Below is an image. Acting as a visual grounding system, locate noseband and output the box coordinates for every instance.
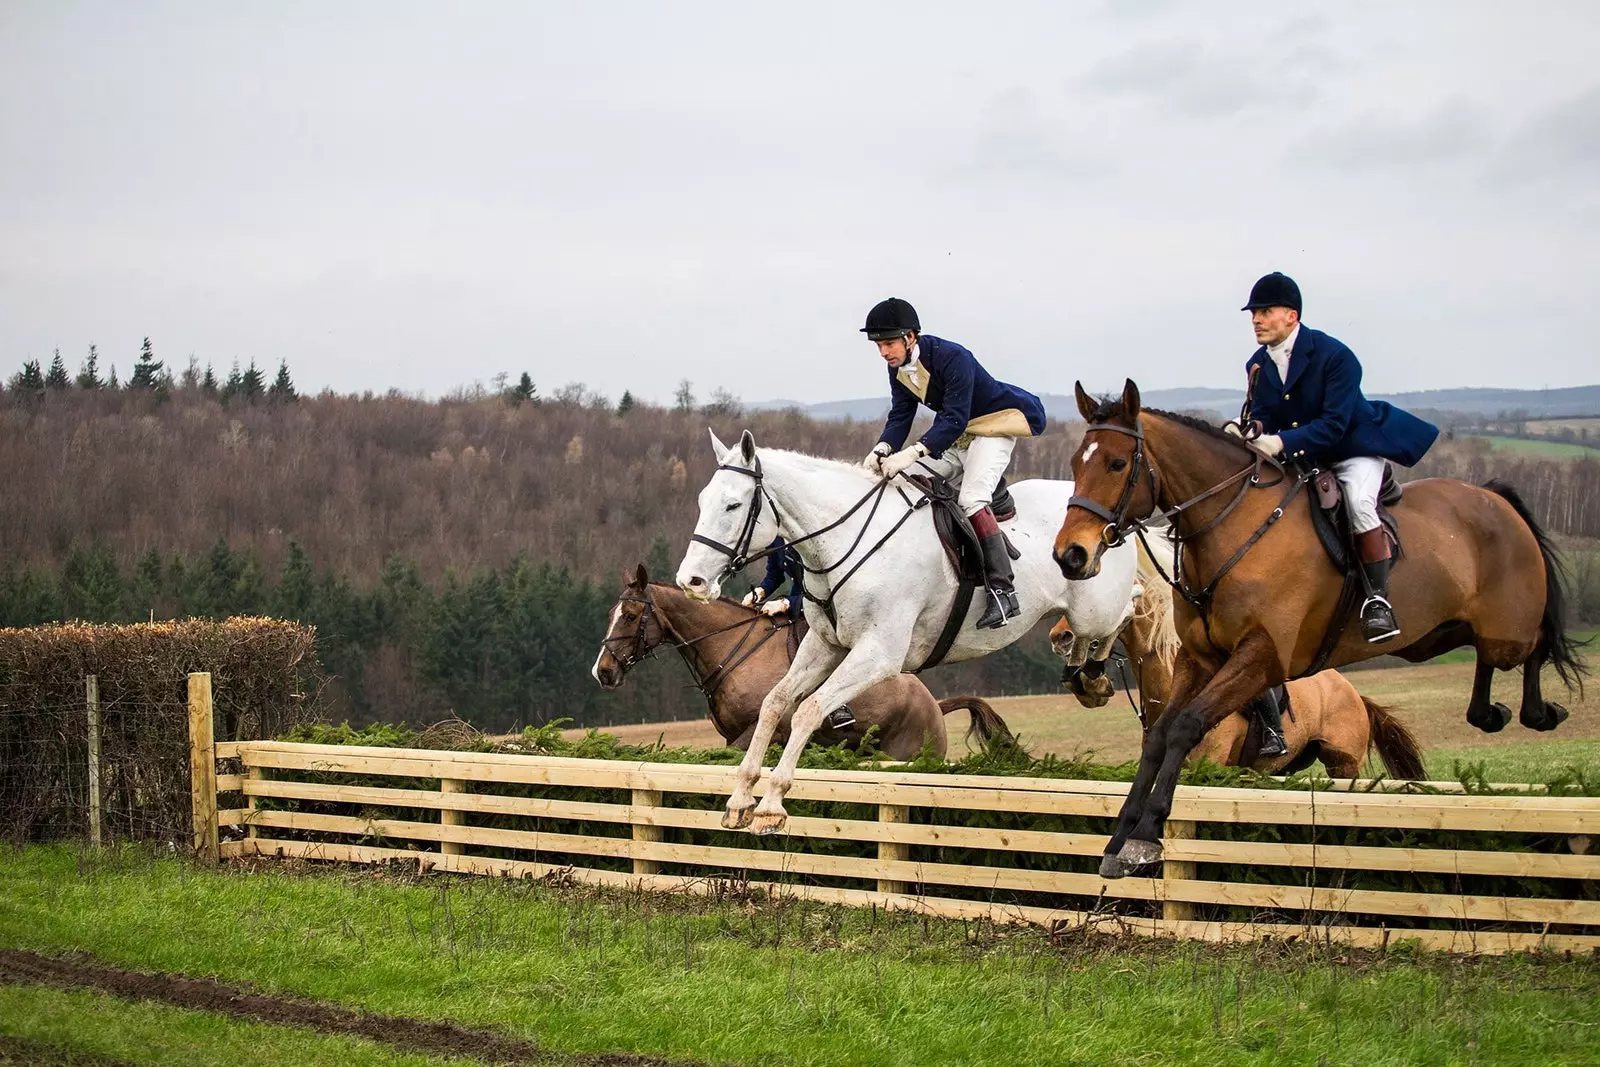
[600,593,660,671]
[1066,422,1159,548]
[690,455,780,581]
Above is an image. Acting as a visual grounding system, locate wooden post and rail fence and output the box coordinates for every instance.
[180,673,1600,955]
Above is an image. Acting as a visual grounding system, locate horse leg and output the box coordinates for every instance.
[1102,648,1209,875]
[1112,629,1281,876]
[722,635,843,829]
[1464,657,1513,734]
[751,641,908,835]
[727,723,758,751]
[1518,645,1570,731]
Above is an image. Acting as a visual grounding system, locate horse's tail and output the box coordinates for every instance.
[1363,697,1427,781]
[939,697,1016,750]
[1484,480,1588,694]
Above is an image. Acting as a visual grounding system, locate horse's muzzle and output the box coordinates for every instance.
[594,663,622,689]
[1055,542,1095,580]
[680,576,714,602]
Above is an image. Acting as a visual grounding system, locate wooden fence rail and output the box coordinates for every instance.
[188,702,1600,956]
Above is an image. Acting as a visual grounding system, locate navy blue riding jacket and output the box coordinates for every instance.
[758,538,804,618]
[1246,326,1438,467]
[876,335,1047,459]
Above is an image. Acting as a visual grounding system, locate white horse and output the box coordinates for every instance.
[676,429,1139,834]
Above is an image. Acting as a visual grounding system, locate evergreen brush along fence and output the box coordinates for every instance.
[183,678,1600,957]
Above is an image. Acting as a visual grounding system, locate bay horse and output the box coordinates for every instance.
[1051,561,1426,779]
[676,430,1142,834]
[592,565,1014,759]
[1054,380,1584,877]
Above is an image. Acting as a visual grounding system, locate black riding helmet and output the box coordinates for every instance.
[1241,272,1302,314]
[862,297,920,340]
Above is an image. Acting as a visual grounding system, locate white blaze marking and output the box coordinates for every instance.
[591,601,623,680]
[1080,442,1099,464]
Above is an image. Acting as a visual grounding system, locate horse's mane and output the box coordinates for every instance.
[646,580,758,615]
[1085,396,1252,455]
[1132,539,1180,670]
[755,446,881,483]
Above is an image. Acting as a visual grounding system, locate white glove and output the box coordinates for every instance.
[760,599,790,617]
[862,442,893,474]
[1223,422,1244,439]
[1255,434,1284,457]
[879,443,929,479]
[740,588,765,608]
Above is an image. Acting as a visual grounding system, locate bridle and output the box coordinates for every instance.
[598,586,789,703]
[687,451,932,627]
[1065,414,1305,649]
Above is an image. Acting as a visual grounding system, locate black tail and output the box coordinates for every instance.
[1362,697,1427,781]
[1485,480,1588,694]
[938,696,1018,750]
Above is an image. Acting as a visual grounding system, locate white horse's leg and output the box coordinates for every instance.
[722,633,843,830]
[751,640,908,835]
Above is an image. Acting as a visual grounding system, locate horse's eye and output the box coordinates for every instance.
[1108,457,1128,472]
[723,502,740,512]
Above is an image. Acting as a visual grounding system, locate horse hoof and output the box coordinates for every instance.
[750,811,787,835]
[722,805,755,830]
[1521,701,1570,732]
[1118,839,1164,872]
[1467,702,1513,734]
[1099,853,1128,880]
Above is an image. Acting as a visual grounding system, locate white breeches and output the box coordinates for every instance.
[917,436,1017,516]
[1334,456,1386,533]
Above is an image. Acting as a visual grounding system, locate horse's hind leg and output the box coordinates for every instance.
[723,635,843,829]
[1464,657,1513,734]
[1518,646,1570,732]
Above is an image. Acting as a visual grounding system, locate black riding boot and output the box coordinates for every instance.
[1356,530,1401,644]
[1253,685,1288,758]
[975,531,1020,630]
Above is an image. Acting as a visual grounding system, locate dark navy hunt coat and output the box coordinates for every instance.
[1246,326,1438,467]
[877,335,1047,459]
[759,538,804,617]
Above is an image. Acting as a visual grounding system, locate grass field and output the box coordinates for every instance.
[3,845,1599,1067]
[572,655,1600,782]
[1462,434,1600,459]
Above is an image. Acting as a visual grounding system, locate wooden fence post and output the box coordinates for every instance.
[187,672,219,866]
[86,675,102,848]
[1162,819,1197,923]
[440,778,466,857]
[245,762,265,841]
[632,789,662,877]
[878,804,910,896]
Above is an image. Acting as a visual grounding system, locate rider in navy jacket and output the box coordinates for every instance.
[1238,272,1439,653]
[876,335,1048,459]
[743,537,804,619]
[862,297,1046,631]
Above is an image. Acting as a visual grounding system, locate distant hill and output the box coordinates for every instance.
[750,385,1600,422]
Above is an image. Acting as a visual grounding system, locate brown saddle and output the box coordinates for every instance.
[1307,463,1404,573]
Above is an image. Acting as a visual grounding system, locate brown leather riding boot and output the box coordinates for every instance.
[1355,528,1400,643]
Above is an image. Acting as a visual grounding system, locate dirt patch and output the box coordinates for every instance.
[0,1034,135,1066]
[0,948,704,1067]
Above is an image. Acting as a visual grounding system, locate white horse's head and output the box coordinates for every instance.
[676,429,783,602]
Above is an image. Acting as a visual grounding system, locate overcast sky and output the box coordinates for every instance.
[2,2,1596,405]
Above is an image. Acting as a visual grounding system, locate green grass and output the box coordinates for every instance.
[1423,738,1600,783]
[0,984,456,1067]
[3,845,1598,1067]
[1464,434,1600,459]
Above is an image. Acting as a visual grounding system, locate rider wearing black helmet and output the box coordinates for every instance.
[861,297,1047,630]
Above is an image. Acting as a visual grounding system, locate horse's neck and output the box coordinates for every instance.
[1146,414,1278,564]
[761,453,925,581]
[648,585,765,690]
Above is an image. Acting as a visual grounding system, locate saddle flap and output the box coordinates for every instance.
[1314,470,1340,510]
[905,472,986,586]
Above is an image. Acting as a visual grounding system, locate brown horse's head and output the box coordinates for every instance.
[1055,379,1158,580]
[592,564,670,689]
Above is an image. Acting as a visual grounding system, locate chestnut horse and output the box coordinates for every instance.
[1052,558,1425,779]
[1054,380,1584,877]
[592,566,1014,760]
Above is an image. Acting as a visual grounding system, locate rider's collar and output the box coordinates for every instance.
[905,342,921,368]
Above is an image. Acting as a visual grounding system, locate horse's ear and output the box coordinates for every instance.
[1121,379,1142,419]
[738,429,756,464]
[1074,382,1096,422]
[633,563,648,588]
[708,428,730,457]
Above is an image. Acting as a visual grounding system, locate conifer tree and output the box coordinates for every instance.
[507,372,537,406]
[240,359,266,400]
[201,363,219,396]
[268,360,297,403]
[44,349,71,391]
[106,363,120,390]
[616,390,635,416]
[222,360,243,401]
[129,337,164,390]
[9,360,44,396]
[76,344,103,390]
